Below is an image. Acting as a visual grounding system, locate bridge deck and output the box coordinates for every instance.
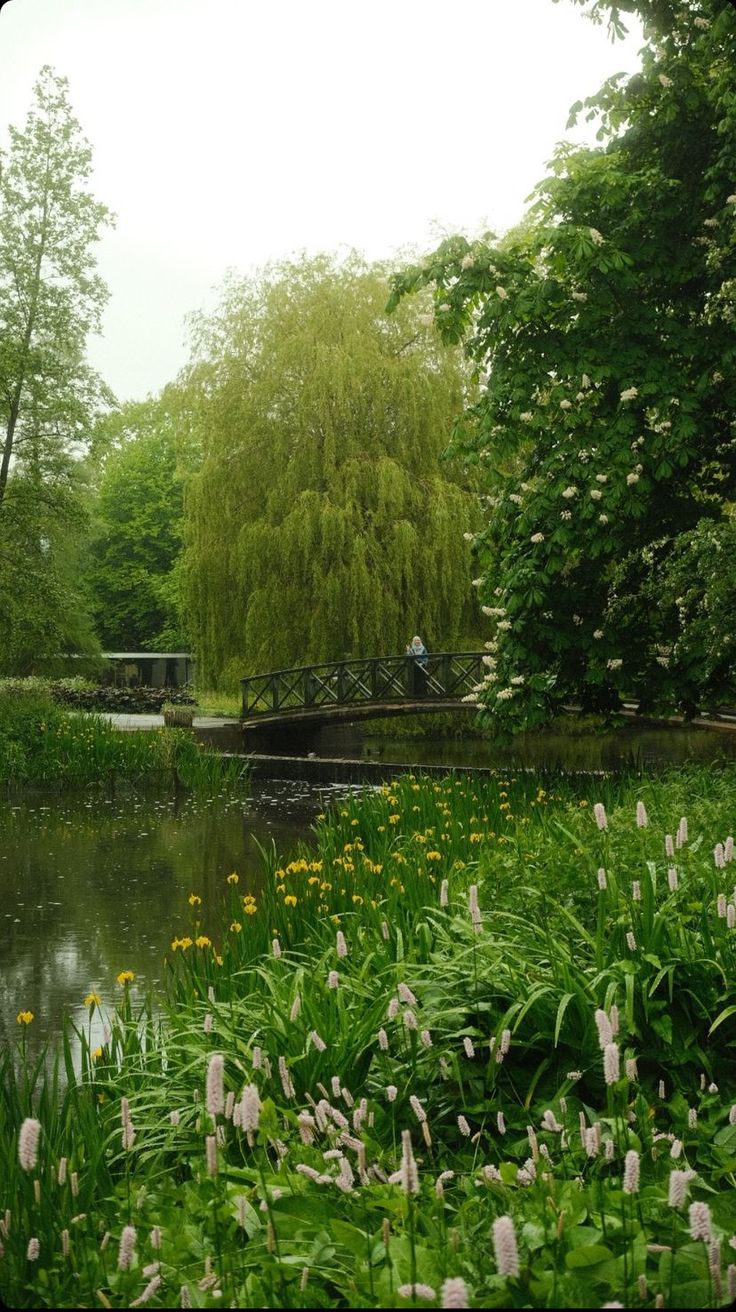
[240,652,485,728]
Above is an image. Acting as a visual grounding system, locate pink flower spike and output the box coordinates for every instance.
[441,1276,469,1308]
[603,1042,620,1085]
[636,800,648,828]
[593,802,608,830]
[623,1149,640,1194]
[18,1118,41,1172]
[689,1201,713,1242]
[492,1214,519,1277]
[206,1053,224,1118]
[118,1224,137,1270]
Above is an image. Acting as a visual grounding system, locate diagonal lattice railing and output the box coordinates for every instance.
[240,652,486,718]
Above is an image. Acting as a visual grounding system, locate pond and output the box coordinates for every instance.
[0,778,362,1061]
[3,717,736,1064]
[299,716,736,772]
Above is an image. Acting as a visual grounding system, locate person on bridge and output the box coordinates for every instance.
[406,635,429,696]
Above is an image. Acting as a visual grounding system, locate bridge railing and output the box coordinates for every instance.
[240,652,486,718]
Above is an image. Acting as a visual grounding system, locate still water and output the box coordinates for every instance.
[2,720,736,1060]
[0,779,361,1059]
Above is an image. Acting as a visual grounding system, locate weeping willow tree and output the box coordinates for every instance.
[182,254,481,689]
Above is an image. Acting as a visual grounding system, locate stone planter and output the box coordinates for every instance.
[163,708,195,728]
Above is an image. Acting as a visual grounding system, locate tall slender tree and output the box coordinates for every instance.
[0,66,113,669]
[182,254,481,689]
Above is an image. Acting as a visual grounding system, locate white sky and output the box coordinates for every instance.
[0,0,644,402]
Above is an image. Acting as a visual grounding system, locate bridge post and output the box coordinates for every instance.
[271,674,280,711]
[304,670,315,706]
[336,663,347,702]
[439,653,452,695]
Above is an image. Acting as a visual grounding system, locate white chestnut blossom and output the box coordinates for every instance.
[530,532,545,544]
[620,387,639,402]
[495,285,508,300]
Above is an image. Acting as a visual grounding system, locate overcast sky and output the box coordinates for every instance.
[0,0,644,403]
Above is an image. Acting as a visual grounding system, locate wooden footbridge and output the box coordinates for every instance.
[240,652,485,728]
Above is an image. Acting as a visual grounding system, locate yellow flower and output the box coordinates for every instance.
[377,825,386,833]
[388,814,400,825]
[244,904,257,916]
[195,935,211,948]
[243,894,256,904]
[92,1047,103,1062]
[180,936,193,949]
[426,851,442,861]
[230,921,242,933]
[352,894,364,905]
[188,894,202,907]
[276,883,286,894]
[308,875,320,886]
[316,813,326,821]
[284,895,298,907]
[331,914,341,925]
[350,818,359,826]
[226,872,240,884]
[116,971,135,986]
[16,1010,34,1025]
[215,955,223,966]
[84,993,102,1009]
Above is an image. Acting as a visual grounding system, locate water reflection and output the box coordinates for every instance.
[342,720,736,772]
[0,780,362,1059]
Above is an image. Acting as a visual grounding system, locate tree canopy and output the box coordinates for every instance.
[84,394,189,652]
[0,66,113,671]
[182,254,481,689]
[389,0,736,733]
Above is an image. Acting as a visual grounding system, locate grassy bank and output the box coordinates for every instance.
[2,767,736,1307]
[0,689,246,790]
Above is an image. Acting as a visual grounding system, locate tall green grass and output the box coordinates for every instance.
[0,688,247,790]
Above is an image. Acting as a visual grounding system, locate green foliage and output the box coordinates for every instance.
[0,67,114,671]
[389,1,736,736]
[182,253,482,689]
[2,767,736,1308]
[0,689,243,789]
[84,393,190,651]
